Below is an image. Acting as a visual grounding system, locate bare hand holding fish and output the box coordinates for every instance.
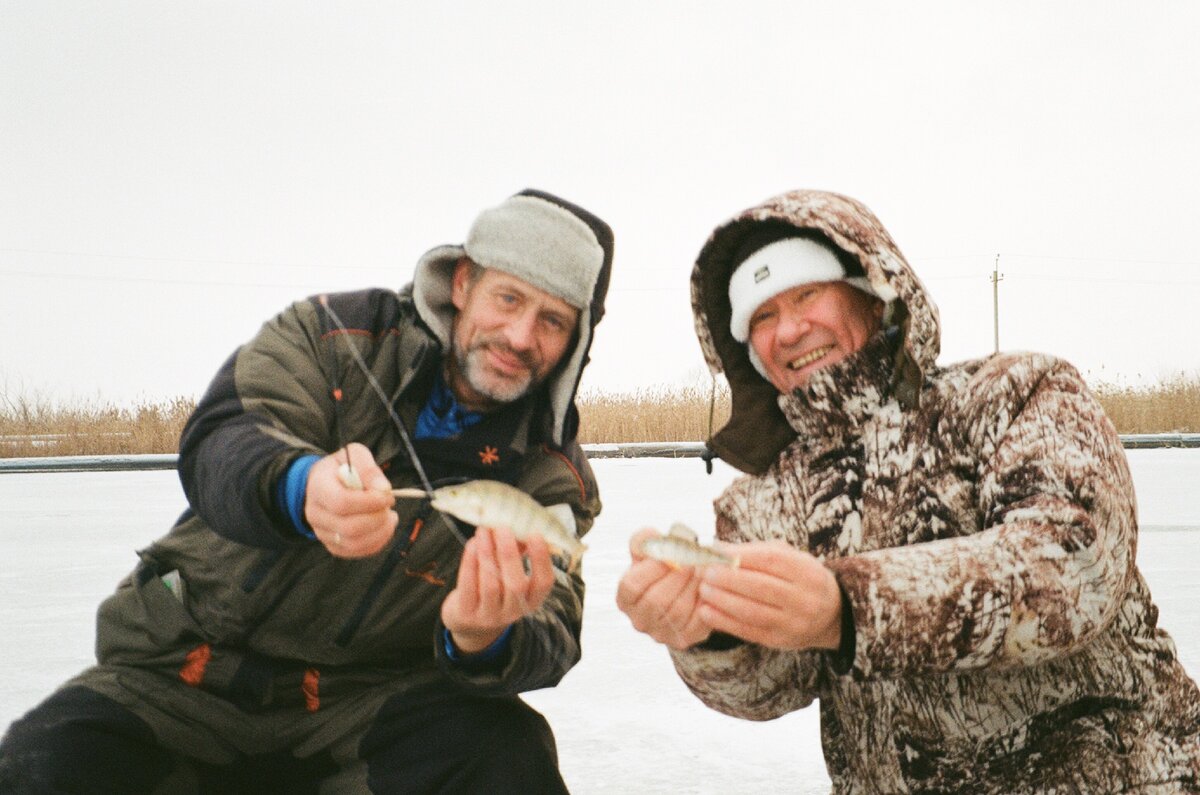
[440,526,556,654]
[306,442,398,558]
[391,479,585,653]
[616,527,717,650]
[394,480,587,572]
[696,540,844,652]
[636,523,739,569]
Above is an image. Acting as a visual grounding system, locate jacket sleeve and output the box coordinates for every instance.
[178,298,334,548]
[668,491,834,721]
[433,442,600,695]
[826,354,1138,680]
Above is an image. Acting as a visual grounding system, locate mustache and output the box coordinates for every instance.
[470,337,539,371]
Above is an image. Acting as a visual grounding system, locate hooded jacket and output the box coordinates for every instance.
[90,193,614,714]
[673,190,1200,793]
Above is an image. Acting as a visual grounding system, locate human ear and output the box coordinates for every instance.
[451,258,473,311]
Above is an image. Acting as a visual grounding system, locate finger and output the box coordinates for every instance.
[329,523,395,559]
[699,580,782,634]
[453,534,482,612]
[697,600,765,645]
[621,567,697,636]
[522,534,556,608]
[343,443,393,494]
[658,578,703,642]
[318,506,396,547]
[471,528,504,609]
[615,559,676,612]
[628,528,662,561]
[702,565,791,606]
[717,540,800,574]
[311,479,393,519]
[488,527,531,615]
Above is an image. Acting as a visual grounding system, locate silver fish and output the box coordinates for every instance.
[395,480,587,572]
[638,523,739,568]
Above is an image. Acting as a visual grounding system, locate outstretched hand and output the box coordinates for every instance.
[615,529,713,650]
[441,526,556,654]
[305,442,398,558]
[697,540,844,652]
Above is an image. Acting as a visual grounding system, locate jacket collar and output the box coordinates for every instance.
[777,329,898,439]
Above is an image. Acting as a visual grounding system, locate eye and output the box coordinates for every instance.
[542,314,569,333]
[749,308,776,331]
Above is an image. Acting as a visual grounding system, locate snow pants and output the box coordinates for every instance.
[0,666,568,794]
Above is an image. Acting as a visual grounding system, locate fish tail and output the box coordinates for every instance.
[566,543,587,574]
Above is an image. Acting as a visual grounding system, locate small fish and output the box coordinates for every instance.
[394,480,587,572]
[638,523,739,568]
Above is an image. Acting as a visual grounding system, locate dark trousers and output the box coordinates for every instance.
[0,684,569,794]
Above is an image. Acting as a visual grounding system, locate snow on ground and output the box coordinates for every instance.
[1,451,1198,793]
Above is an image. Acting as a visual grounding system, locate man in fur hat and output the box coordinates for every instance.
[1,190,613,794]
[617,190,1200,792]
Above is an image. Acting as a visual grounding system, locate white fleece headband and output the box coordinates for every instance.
[728,236,873,342]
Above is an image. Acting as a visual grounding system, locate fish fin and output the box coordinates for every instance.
[667,523,698,543]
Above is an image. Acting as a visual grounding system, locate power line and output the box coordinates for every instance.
[0,268,322,290]
[1000,252,1200,268]
[1012,275,1200,286]
[0,247,391,273]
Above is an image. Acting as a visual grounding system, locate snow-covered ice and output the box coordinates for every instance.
[2,451,1198,793]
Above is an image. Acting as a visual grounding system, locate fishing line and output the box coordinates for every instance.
[318,293,582,676]
[316,296,359,487]
[317,295,468,546]
[318,295,437,496]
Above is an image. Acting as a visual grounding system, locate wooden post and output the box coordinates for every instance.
[991,255,1003,353]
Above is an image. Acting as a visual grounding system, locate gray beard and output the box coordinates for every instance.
[455,343,536,405]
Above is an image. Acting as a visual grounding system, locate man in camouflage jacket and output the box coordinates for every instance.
[618,189,1199,793]
[1,189,613,793]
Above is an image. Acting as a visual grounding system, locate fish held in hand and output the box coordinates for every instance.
[395,480,587,572]
[638,523,739,569]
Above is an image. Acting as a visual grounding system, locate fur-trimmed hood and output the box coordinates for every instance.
[692,190,941,474]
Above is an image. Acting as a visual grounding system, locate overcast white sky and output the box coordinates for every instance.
[3,2,1199,408]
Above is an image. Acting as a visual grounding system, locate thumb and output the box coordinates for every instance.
[342,442,390,492]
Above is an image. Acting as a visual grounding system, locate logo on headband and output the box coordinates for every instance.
[754,265,770,283]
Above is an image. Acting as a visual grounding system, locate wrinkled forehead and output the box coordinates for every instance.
[472,266,581,321]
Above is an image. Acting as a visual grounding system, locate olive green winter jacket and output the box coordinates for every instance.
[94,285,602,710]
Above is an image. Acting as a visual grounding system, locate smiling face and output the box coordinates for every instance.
[747,281,883,393]
[447,259,580,411]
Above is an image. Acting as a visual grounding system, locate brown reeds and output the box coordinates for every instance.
[1093,374,1200,435]
[0,373,1195,458]
[0,395,195,458]
[576,383,732,444]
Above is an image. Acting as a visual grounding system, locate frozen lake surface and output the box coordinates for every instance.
[2,451,1199,794]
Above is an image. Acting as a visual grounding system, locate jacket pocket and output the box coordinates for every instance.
[96,558,208,665]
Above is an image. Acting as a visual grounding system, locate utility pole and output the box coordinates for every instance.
[991,254,1004,353]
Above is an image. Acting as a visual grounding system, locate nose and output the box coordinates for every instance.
[504,308,538,351]
[775,306,809,345]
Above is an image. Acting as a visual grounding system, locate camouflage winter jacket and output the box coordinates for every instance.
[673,190,1200,793]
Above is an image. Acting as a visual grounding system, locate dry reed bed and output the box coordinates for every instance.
[1,376,1196,458]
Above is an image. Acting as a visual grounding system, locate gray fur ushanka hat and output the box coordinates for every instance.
[412,189,614,447]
